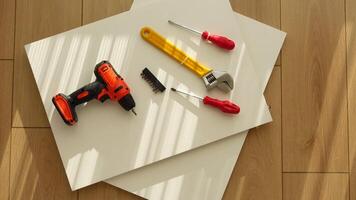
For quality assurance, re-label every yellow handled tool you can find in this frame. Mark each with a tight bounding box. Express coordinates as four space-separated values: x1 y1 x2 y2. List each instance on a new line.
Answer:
140 27 234 93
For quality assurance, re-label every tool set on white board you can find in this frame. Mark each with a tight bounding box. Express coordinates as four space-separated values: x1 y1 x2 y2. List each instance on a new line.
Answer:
53 20 239 125
24 0 286 195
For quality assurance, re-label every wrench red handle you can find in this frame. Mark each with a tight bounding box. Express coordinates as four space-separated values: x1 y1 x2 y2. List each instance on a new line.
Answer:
201 31 235 50
202 96 240 114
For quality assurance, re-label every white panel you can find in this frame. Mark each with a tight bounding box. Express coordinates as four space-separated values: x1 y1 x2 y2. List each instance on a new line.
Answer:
25 0 282 190
105 1 286 200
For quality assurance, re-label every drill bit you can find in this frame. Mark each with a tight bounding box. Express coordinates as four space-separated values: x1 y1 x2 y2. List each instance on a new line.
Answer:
131 108 137 115
141 67 166 93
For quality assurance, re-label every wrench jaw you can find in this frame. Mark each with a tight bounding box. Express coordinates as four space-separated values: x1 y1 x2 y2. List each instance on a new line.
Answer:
202 71 234 93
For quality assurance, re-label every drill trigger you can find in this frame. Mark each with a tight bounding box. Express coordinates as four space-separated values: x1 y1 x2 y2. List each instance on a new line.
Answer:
99 94 110 102
97 89 110 102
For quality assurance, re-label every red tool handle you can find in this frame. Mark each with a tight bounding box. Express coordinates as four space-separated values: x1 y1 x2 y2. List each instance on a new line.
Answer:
203 96 240 114
201 31 235 50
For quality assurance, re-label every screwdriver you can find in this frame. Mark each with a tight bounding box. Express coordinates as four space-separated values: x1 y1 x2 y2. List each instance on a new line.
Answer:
168 20 235 50
171 88 240 114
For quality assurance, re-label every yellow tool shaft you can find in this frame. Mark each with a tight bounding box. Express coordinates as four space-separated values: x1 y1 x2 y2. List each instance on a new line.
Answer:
140 27 212 77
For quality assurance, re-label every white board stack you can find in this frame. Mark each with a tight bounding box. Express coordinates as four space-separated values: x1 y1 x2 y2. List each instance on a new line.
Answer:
25 0 286 199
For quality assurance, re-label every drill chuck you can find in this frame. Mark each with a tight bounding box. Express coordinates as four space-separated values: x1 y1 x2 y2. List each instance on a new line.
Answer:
118 94 136 112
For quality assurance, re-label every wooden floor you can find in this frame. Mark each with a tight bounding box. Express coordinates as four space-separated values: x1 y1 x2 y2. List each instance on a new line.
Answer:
0 0 354 199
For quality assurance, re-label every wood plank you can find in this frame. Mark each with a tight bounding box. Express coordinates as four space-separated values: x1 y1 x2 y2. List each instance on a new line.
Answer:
229 0 281 65
10 128 77 200
281 0 348 172
223 67 281 199
0 0 15 59
83 0 133 24
0 61 13 200
224 1 282 198
283 173 349 200
12 0 82 127
79 183 144 200
347 0 356 199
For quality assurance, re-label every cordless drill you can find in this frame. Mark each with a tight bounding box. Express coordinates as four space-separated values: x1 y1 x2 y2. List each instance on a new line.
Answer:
52 61 136 125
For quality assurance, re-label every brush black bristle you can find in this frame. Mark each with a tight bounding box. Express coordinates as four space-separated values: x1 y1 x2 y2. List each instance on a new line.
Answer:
141 67 166 93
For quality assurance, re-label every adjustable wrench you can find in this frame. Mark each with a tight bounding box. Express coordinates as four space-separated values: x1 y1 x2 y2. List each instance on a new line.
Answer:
140 27 234 93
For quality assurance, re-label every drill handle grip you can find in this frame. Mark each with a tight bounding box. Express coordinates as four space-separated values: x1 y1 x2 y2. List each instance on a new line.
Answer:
52 80 105 126
69 81 105 107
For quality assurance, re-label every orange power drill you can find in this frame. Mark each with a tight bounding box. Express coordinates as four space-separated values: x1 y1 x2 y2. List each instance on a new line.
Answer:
52 61 136 125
